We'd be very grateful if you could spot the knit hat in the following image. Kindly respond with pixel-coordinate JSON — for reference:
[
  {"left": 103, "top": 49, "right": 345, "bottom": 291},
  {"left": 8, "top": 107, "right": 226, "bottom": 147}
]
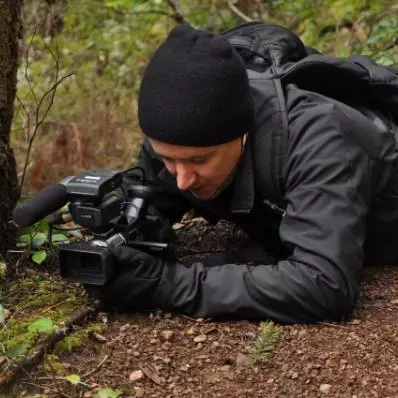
[{"left": 138, "top": 24, "right": 254, "bottom": 147}]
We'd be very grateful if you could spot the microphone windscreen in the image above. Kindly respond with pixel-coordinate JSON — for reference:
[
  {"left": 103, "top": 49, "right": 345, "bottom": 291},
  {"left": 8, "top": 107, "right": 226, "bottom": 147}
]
[{"left": 13, "top": 183, "right": 68, "bottom": 228}]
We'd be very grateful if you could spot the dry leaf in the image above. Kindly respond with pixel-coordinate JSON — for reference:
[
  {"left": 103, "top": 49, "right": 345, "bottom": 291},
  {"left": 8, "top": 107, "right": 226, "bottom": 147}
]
[
  {"left": 193, "top": 334, "right": 207, "bottom": 343},
  {"left": 139, "top": 364, "right": 165, "bottom": 385},
  {"left": 160, "top": 330, "right": 173, "bottom": 341},
  {"left": 129, "top": 369, "right": 144, "bottom": 382}
]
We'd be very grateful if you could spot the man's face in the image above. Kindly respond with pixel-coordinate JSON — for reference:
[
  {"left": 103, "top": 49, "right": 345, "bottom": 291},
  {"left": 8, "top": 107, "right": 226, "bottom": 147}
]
[{"left": 149, "top": 136, "right": 244, "bottom": 200}]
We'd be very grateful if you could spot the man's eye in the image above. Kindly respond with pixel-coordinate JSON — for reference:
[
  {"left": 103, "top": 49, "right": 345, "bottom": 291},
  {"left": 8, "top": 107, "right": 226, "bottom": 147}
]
[{"left": 190, "top": 158, "right": 206, "bottom": 165}]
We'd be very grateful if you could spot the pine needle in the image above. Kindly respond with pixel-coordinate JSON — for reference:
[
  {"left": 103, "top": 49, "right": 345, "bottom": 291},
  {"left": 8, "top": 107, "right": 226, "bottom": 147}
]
[{"left": 249, "top": 321, "right": 282, "bottom": 363}]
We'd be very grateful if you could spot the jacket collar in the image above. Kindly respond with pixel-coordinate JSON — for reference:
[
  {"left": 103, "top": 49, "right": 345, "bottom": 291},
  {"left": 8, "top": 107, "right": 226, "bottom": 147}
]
[{"left": 229, "top": 138, "right": 255, "bottom": 213}]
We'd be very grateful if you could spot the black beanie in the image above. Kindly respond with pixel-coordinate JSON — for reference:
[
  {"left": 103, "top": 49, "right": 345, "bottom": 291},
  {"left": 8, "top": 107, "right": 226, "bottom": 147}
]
[{"left": 138, "top": 24, "right": 254, "bottom": 147}]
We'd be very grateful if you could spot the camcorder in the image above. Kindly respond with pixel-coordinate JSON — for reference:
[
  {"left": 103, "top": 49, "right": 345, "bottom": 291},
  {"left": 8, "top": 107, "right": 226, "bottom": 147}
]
[{"left": 13, "top": 168, "right": 175, "bottom": 286}]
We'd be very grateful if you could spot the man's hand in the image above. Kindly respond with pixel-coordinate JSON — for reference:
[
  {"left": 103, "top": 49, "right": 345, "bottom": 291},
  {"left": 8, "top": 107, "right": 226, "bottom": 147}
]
[{"left": 85, "top": 246, "right": 165, "bottom": 310}]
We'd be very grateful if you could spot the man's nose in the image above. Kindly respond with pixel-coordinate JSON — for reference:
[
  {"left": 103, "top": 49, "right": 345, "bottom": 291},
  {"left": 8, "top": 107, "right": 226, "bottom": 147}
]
[{"left": 176, "top": 164, "right": 196, "bottom": 191}]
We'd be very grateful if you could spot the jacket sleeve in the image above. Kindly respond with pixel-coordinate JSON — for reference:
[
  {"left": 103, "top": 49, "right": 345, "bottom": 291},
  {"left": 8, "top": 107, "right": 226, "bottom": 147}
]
[{"left": 152, "top": 91, "right": 374, "bottom": 323}]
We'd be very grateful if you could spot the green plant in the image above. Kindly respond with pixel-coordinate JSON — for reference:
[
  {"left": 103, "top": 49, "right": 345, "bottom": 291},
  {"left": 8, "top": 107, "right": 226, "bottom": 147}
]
[
  {"left": 95, "top": 388, "right": 123, "bottom": 398},
  {"left": 249, "top": 321, "right": 282, "bottom": 363}
]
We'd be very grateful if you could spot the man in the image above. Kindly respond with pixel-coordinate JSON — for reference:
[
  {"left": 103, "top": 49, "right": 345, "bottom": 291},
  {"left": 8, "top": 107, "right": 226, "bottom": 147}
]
[{"left": 92, "top": 23, "right": 398, "bottom": 323}]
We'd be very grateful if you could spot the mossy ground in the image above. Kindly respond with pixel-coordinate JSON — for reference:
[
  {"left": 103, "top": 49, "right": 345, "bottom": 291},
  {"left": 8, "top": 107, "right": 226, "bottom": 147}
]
[{"left": 0, "top": 271, "right": 106, "bottom": 380}]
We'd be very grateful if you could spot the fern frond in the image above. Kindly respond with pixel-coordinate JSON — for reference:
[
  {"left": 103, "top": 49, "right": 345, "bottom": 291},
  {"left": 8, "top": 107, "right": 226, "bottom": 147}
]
[{"left": 249, "top": 321, "right": 282, "bottom": 363}]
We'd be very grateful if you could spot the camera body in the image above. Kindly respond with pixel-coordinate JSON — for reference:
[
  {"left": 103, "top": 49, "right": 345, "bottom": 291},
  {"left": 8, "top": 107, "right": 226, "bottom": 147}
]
[{"left": 56, "top": 169, "right": 174, "bottom": 286}]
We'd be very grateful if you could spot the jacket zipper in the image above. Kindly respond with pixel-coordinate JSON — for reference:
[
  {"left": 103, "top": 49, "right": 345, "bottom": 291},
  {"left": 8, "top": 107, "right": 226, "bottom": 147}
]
[{"left": 263, "top": 198, "right": 286, "bottom": 216}]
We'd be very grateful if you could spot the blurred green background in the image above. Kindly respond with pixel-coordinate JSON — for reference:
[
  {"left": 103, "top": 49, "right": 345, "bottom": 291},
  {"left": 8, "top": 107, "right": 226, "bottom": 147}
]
[{"left": 13, "top": 0, "right": 398, "bottom": 194}]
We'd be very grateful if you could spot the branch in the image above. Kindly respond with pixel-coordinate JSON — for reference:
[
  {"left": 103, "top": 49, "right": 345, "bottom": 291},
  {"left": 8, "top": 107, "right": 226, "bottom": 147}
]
[
  {"left": 227, "top": 0, "right": 253, "bottom": 23},
  {"left": 166, "top": 0, "right": 186, "bottom": 24}
]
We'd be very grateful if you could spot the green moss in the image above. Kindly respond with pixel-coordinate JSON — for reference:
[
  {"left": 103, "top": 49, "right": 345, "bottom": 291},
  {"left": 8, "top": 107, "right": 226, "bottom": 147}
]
[
  {"left": 40, "top": 354, "right": 68, "bottom": 375},
  {"left": 1, "top": 275, "right": 90, "bottom": 377},
  {"left": 55, "top": 323, "right": 106, "bottom": 353},
  {"left": 15, "top": 292, "right": 71, "bottom": 311}
]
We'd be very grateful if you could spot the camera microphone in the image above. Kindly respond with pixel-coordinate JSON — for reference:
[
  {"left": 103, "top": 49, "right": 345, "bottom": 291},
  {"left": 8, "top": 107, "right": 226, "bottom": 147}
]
[{"left": 13, "top": 182, "right": 70, "bottom": 228}]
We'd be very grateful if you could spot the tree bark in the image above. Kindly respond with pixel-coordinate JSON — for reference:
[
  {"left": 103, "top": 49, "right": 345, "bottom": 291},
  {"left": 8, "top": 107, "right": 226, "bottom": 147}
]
[{"left": 0, "top": 1, "right": 22, "bottom": 255}]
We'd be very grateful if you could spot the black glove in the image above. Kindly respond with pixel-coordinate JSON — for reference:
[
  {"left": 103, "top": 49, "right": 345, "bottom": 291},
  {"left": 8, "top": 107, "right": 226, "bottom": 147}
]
[{"left": 85, "top": 245, "right": 166, "bottom": 311}]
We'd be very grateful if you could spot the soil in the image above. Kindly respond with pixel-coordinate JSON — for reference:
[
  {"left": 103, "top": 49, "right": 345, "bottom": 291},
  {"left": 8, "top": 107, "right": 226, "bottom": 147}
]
[{"left": 3, "top": 218, "right": 398, "bottom": 398}]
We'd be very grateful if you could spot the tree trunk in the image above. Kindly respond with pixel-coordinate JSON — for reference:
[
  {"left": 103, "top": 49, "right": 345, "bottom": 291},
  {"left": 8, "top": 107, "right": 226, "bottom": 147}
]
[{"left": 0, "top": 0, "right": 22, "bottom": 255}]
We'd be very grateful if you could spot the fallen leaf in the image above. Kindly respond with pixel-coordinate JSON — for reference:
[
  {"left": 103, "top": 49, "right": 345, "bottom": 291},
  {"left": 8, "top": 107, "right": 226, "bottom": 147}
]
[
  {"left": 93, "top": 333, "right": 107, "bottom": 342},
  {"left": 172, "top": 223, "right": 185, "bottom": 231},
  {"left": 139, "top": 364, "right": 165, "bottom": 385},
  {"left": 193, "top": 334, "right": 207, "bottom": 343},
  {"left": 160, "top": 330, "right": 173, "bottom": 341},
  {"left": 65, "top": 374, "right": 81, "bottom": 385},
  {"left": 129, "top": 370, "right": 144, "bottom": 382}
]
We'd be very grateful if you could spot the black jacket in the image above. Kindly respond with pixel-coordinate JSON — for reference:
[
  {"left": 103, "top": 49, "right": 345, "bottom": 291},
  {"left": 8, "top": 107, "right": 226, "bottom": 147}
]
[{"left": 136, "top": 26, "right": 398, "bottom": 323}]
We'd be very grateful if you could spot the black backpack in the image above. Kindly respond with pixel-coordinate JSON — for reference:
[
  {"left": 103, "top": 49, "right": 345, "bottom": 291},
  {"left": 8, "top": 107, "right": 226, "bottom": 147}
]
[{"left": 222, "top": 22, "right": 398, "bottom": 124}]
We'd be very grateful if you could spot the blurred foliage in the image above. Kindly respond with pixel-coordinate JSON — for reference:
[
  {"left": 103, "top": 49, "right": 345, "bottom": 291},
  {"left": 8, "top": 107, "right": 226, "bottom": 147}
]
[{"left": 11, "top": 0, "right": 398, "bottom": 193}]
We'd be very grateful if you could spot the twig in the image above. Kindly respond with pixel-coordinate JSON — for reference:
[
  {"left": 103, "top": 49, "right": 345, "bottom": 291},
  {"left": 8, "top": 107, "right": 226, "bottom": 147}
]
[
  {"left": 17, "top": 25, "right": 74, "bottom": 190},
  {"left": 82, "top": 354, "right": 109, "bottom": 379},
  {"left": 0, "top": 305, "right": 99, "bottom": 391},
  {"left": 34, "top": 376, "right": 66, "bottom": 381},
  {"left": 19, "top": 71, "right": 73, "bottom": 190},
  {"left": 39, "top": 299, "right": 68, "bottom": 315},
  {"left": 318, "top": 321, "right": 348, "bottom": 329},
  {"left": 21, "top": 381, "right": 48, "bottom": 390},
  {"left": 227, "top": 0, "right": 253, "bottom": 22},
  {"left": 166, "top": 0, "right": 185, "bottom": 24}
]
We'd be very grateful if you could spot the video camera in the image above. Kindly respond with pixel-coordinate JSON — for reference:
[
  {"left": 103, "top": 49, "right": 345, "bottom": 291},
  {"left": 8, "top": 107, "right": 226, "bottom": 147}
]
[{"left": 13, "top": 168, "right": 175, "bottom": 286}]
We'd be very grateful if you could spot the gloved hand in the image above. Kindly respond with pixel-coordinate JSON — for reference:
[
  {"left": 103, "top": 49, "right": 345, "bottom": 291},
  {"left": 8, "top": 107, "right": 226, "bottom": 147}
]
[{"left": 85, "top": 245, "right": 166, "bottom": 310}]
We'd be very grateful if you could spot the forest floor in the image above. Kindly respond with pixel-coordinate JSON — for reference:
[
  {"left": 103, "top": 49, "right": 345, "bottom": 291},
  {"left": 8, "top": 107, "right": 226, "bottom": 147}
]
[{"left": 1, "top": 218, "right": 398, "bottom": 398}]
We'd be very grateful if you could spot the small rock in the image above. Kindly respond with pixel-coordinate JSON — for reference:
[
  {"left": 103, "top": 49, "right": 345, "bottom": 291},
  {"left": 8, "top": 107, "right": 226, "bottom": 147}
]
[
  {"left": 129, "top": 369, "right": 144, "bottom": 382},
  {"left": 319, "top": 384, "right": 332, "bottom": 394},
  {"left": 119, "top": 323, "right": 130, "bottom": 332},
  {"left": 3, "top": 309, "right": 11, "bottom": 320},
  {"left": 93, "top": 333, "right": 107, "bottom": 342},
  {"left": 186, "top": 327, "right": 195, "bottom": 335},
  {"left": 291, "top": 372, "right": 299, "bottom": 380},
  {"left": 236, "top": 353, "right": 249, "bottom": 366},
  {"left": 220, "top": 365, "right": 231, "bottom": 372},
  {"left": 160, "top": 330, "right": 173, "bottom": 341},
  {"left": 390, "top": 299, "right": 398, "bottom": 305},
  {"left": 193, "top": 334, "right": 207, "bottom": 343},
  {"left": 150, "top": 338, "right": 157, "bottom": 344},
  {"left": 133, "top": 351, "right": 140, "bottom": 357},
  {"left": 83, "top": 393, "right": 92, "bottom": 398},
  {"left": 350, "top": 319, "right": 361, "bottom": 324}
]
